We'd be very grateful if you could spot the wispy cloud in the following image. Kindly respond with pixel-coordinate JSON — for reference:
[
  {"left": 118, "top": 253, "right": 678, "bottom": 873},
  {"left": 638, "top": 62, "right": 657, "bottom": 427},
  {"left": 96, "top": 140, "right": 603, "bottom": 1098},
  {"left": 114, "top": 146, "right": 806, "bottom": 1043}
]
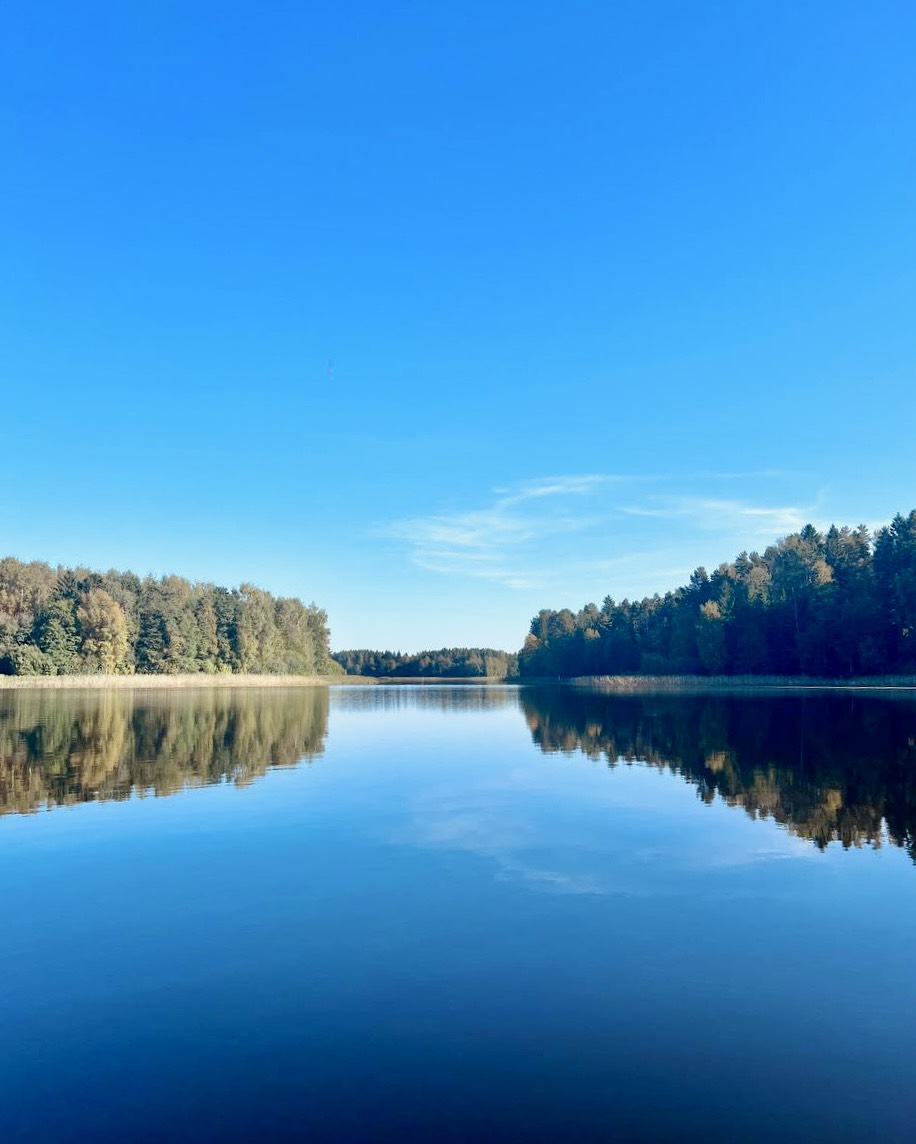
[
  {"left": 383, "top": 475, "right": 841, "bottom": 597},
  {"left": 689, "top": 469, "right": 810, "bottom": 482},
  {"left": 385, "top": 475, "right": 627, "bottom": 589},
  {"left": 494, "top": 475, "right": 613, "bottom": 503},
  {"left": 622, "top": 496, "right": 822, "bottom": 540}
]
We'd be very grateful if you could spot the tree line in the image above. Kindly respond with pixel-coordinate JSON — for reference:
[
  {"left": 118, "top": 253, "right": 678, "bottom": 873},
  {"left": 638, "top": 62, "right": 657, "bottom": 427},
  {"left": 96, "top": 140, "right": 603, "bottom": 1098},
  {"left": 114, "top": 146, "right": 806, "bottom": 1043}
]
[
  {"left": 0, "top": 556, "right": 334, "bottom": 676},
  {"left": 519, "top": 510, "right": 916, "bottom": 678},
  {"left": 333, "top": 647, "right": 519, "bottom": 679}
]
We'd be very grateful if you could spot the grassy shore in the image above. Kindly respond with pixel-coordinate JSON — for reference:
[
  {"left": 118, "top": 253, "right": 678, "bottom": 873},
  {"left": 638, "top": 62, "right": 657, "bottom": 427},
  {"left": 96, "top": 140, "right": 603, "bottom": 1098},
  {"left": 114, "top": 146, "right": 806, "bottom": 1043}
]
[
  {"left": 0, "top": 674, "right": 521, "bottom": 690},
  {"left": 5, "top": 673, "right": 913, "bottom": 692},
  {"left": 0, "top": 673, "right": 347, "bottom": 691},
  {"left": 570, "top": 674, "right": 916, "bottom": 692}
]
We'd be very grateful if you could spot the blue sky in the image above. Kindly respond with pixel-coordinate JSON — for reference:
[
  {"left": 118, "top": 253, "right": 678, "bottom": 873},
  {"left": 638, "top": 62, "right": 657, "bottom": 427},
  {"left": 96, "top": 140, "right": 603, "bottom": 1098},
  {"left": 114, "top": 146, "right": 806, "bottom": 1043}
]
[{"left": 2, "top": 1, "right": 914, "bottom": 652}]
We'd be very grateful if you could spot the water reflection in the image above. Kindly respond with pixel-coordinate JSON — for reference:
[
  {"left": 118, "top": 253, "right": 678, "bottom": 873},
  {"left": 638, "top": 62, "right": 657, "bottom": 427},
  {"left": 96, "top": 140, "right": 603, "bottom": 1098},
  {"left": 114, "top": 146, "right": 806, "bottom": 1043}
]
[
  {"left": 7, "top": 682, "right": 916, "bottom": 863},
  {"left": 521, "top": 686, "right": 916, "bottom": 858},
  {"left": 331, "top": 683, "right": 519, "bottom": 713},
  {"left": 0, "top": 687, "right": 328, "bottom": 815}
]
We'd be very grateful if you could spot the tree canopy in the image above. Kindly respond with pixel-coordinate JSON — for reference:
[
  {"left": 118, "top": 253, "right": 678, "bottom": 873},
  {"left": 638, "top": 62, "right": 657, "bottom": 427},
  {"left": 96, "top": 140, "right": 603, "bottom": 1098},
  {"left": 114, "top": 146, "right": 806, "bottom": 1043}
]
[
  {"left": 333, "top": 647, "right": 518, "bottom": 679},
  {"left": 0, "top": 557, "right": 334, "bottom": 676},
  {"left": 519, "top": 510, "right": 916, "bottom": 678}
]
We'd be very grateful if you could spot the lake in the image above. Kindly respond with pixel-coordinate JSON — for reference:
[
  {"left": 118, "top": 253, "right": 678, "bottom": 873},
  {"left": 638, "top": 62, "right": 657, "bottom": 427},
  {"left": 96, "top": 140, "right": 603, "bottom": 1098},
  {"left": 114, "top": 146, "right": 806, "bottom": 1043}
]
[{"left": 2, "top": 684, "right": 916, "bottom": 1142}]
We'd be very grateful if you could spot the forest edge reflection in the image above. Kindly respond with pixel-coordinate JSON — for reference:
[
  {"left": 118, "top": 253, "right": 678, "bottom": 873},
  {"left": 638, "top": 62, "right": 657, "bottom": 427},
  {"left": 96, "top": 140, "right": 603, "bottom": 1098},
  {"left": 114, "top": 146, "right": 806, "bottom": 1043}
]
[
  {"left": 0, "top": 687, "right": 329, "bottom": 815},
  {"left": 523, "top": 686, "right": 916, "bottom": 859},
  {"left": 3, "top": 685, "right": 916, "bottom": 864}
]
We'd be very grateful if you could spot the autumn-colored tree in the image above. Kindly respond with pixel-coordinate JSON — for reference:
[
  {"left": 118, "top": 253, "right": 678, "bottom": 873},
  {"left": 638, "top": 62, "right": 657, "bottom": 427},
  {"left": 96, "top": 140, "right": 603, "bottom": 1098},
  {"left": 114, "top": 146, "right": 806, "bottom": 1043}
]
[{"left": 77, "top": 589, "right": 131, "bottom": 674}]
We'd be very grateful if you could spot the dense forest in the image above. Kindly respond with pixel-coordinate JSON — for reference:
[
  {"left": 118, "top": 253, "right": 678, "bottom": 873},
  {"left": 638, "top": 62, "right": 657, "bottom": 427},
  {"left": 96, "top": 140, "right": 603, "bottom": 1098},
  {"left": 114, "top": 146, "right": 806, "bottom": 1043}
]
[
  {"left": 519, "top": 510, "right": 916, "bottom": 678},
  {"left": 0, "top": 556, "right": 334, "bottom": 676},
  {"left": 333, "top": 647, "right": 519, "bottom": 678}
]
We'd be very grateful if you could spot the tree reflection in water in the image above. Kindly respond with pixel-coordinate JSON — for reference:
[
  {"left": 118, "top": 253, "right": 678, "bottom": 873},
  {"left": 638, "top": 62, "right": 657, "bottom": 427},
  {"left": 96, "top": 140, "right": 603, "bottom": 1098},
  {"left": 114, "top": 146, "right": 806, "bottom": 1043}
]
[
  {"left": 331, "top": 683, "right": 520, "bottom": 714},
  {"left": 520, "top": 686, "right": 916, "bottom": 859},
  {"left": 0, "top": 687, "right": 329, "bottom": 815},
  {"left": 6, "top": 682, "right": 916, "bottom": 863}
]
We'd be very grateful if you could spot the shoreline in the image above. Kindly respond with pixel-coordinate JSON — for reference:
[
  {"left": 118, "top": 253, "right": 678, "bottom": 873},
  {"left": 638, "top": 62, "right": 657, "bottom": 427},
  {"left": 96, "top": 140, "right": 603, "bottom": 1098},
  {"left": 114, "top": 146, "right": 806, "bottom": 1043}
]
[
  {"left": 0, "top": 674, "right": 513, "bottom": 691},
  {"left": 0, "top": 673, "right": 346, "bottom": 691},
  {"left": 0, "top": 668, "right": 519, "bottom": 686},
  {"left": 567, "top": 674, "right": 916, "bottom": 693},
  {"left": 4, "top": 672, "right": 915, "bottom": 693},
  {"left": 349, "top": 675, "right": 513, "bottom": 686}
]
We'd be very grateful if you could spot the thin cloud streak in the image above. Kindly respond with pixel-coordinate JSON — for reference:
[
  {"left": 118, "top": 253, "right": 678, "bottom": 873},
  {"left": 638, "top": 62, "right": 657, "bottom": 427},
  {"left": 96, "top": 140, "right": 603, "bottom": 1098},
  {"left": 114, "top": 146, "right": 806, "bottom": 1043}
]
[
  {"left": 621, "top": 496, "right": 824, "bottom": 541},
  {"left": 690, "top": 469, "right": 811, "bottom": 481},
  {"left": 385, "top": 475, "right": 630, "bottom": 589},
  {"left": 384, "top": 475, "right": 840, "bottom": 596},
  {"left": 496, "top": 474, "right": 610, "bottom": 501}
]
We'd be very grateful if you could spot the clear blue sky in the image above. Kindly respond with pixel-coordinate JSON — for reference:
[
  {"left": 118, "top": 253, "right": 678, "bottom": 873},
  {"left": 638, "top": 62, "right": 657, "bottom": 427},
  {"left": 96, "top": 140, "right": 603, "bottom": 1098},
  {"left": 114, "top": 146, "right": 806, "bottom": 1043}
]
[{"left": 2, "top": 1, "right": 914, "bottom": 652}]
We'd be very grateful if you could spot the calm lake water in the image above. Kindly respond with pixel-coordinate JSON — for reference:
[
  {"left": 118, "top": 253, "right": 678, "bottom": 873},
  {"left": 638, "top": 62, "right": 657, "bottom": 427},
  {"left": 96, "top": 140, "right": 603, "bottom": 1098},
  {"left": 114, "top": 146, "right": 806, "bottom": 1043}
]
[{"left": 3, "top": 684, "right": 916, "bottom": 1142}]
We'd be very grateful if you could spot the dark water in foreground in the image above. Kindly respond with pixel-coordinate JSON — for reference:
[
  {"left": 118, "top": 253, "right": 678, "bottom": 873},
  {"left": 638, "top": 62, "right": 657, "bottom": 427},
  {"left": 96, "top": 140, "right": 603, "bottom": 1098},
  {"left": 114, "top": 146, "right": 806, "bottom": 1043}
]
[{"left": 2, "top": 685, "right": 916, "bottom": 1142}]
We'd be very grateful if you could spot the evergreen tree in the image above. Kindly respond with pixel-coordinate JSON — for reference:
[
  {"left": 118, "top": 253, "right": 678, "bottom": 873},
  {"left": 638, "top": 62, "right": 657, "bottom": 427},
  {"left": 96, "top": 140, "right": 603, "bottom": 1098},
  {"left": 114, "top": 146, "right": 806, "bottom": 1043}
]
[{"left": 518, "top": 508, "right": 916, "bottom": 680}]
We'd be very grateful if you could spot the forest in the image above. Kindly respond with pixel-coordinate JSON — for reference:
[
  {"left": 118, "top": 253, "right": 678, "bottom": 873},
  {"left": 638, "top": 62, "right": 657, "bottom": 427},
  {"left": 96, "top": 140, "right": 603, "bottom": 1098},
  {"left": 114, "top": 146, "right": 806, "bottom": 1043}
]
[
  {"left": 519, "top": 510, "right": 916, "bottom": 678},
  {"left": 5, "top": 507, "right": 915, "bottom": 681},
  {"left": 0, "top": 557, "right": 334, "bottom": 676},
  {"left": 333, "top": 647, "right": 519, "bottom": 678}
]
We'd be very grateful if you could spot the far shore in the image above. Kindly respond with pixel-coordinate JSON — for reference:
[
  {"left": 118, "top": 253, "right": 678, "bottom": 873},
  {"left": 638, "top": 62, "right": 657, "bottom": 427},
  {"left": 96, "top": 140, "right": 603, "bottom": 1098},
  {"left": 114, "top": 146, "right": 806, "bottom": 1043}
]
[
  {"left": 0, "top": 673, "right": 346, "bottom": 691},
  {"left": 569, "top": 674, "right": 916, "bottom": 693},
  {"left": 357, "top": 675, "right": 514, "bottom": 686},
  {"left": 4, "top": 672, "right": 916, "bottom": 693},
  {"left": 0, "top": 673, "right": 512, "bottom": 691}
]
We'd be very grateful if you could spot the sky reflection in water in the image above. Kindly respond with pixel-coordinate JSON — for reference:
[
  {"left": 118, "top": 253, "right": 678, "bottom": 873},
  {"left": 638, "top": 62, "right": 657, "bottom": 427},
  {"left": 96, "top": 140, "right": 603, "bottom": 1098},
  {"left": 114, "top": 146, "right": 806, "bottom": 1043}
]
[{"left": 2, "top": 684, "right": 916, "bottom": 1142}]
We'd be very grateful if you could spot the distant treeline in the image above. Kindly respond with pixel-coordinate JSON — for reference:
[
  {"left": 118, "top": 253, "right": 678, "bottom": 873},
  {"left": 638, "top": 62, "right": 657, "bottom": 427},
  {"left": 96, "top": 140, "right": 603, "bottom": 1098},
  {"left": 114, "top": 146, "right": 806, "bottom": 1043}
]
[
  {"left": 333, "top": 647, "right": 519, "bottom": 678},
  {"left": 0, "top": 557, "right": 335, "bottom": 676},
  {"left": 519, "top": 510, "right": 916, "bottom": 678}
]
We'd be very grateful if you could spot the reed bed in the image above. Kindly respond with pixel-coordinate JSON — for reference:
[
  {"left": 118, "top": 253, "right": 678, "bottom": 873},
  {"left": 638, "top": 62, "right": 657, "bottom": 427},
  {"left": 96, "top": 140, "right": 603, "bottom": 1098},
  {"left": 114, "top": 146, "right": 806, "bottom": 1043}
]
[
  {"left": 570, "top": 674, "right": 916, "bottom": 693},
  {"left": 0, "top": 673, "right": 342, "bottom": 691}
]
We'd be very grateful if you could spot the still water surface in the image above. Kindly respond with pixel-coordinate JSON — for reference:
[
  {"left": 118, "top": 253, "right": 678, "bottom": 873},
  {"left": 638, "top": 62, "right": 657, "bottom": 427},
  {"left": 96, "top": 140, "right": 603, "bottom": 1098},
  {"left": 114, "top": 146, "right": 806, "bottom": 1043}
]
[{"left": 2, "top": 684, "right": 916, "bottom": 1142}]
